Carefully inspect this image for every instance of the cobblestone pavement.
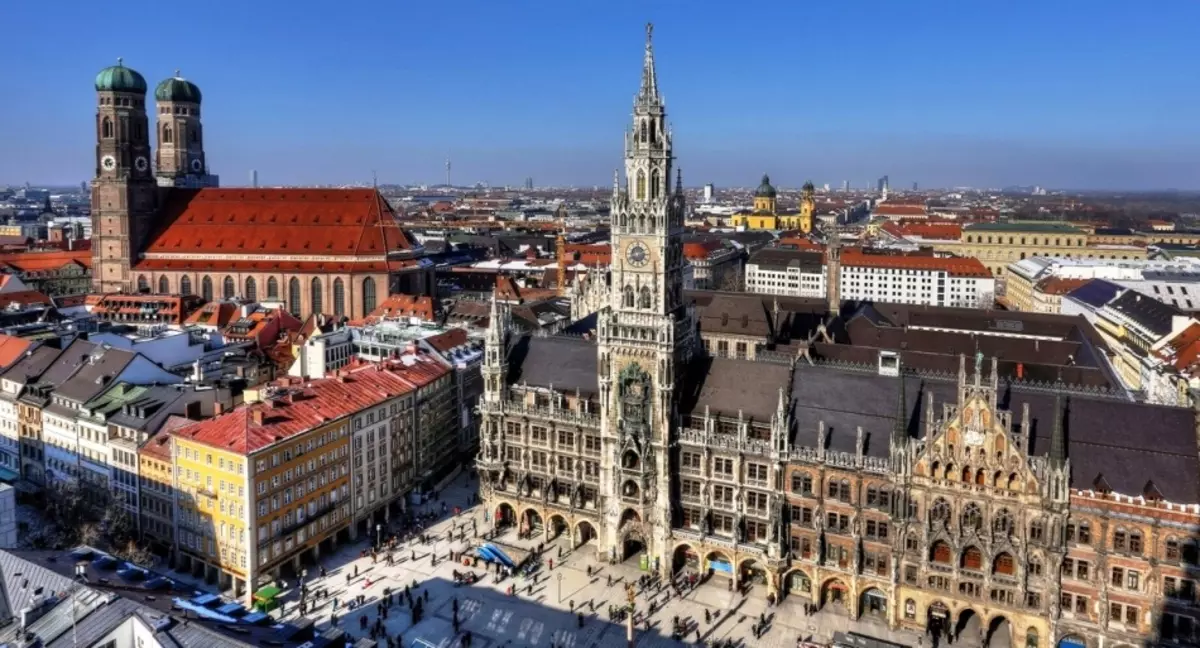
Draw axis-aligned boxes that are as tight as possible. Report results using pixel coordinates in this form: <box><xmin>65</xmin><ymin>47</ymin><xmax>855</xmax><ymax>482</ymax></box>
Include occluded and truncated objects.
<box><xmin>180</xmin><ymin>472</ymin><xmax>926</xmax><ymax>648</ymax></box>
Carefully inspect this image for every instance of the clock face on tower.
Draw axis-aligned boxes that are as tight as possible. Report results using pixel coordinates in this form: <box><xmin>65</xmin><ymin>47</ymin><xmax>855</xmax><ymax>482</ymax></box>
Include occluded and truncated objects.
<box><xmin>101</xmin><ymin>155</ymin><xmax>116</xmax><ymax>171</ymax></box>
<box><xmin>626</xmin><ymin>241</ymin><xmax>649</xmax><ymax>267</ymax></box>
<box><xmin>134</xmin><ymin>156</ymin><xmax>148</xmax><ymax>172</ymax></box>
<box><xmin>190</xmin><ymin>159</ymin><xmax>203</xmax><ymax>173</ymax></box>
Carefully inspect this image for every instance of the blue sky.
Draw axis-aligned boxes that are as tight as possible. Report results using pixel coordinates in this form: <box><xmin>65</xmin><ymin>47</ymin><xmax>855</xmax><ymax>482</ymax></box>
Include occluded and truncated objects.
<box><xmin>2</xmin><ymin>0</ymin><xmax>1197</xmax><ymax>190</ymax></box>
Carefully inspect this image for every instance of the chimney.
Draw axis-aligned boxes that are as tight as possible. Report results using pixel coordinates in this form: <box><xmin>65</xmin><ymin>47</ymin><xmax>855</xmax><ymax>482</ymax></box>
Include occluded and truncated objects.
<box><xmin>213</xmin><ymin>402</ymin><xmax>224</xmax><ymax>416</ymax></box>
<box><xmin>251</xmin><ymin>410</ymin><xmax>264</xmax><ymax>426</ymax></box>
<box><xmin>184</xmin><ymin>400</ymin><xmax>202</xmax><ymax>420</ymax></box>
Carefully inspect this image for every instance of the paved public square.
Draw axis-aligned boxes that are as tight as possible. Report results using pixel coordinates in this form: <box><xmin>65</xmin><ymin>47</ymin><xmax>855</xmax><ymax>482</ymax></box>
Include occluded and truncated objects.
<box><xmin>181</xmin><ymin>470</ymin><xmax>926</xmax><ymax>648</ymax></box>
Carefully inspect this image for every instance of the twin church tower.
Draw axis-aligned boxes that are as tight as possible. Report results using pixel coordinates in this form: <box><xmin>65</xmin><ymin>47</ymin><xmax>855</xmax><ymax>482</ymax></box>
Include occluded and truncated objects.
<box><xmin>90</xmin><ymin>60</ymin><xmax>217</xmax><ymax>292</ymax></box>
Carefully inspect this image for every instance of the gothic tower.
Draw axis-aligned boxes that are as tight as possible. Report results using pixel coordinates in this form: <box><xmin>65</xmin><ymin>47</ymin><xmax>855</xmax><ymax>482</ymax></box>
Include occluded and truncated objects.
<box><xmin>597</xmin><ymin>23</ymin><xmax>691</xmax><ymax>567</ymax></box>
<box><xmin>91</xmin><ymin>59</ymin><xmax>158</xmax><ymax>293</ymax></box>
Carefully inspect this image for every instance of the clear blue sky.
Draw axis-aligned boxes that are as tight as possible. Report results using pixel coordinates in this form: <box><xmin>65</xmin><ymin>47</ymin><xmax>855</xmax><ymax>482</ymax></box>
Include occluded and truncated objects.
<box><xmin>2</xmin><ymin>0</ymin><xmax>1197</xmax><ymax>190</ymax></box>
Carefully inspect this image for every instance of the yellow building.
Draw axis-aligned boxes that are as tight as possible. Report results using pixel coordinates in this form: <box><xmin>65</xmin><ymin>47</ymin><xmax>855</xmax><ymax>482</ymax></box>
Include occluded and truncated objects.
<box><xmin>926</xmin><ymin>222</ymin><xmax>1147</xmax><ymax>284</ymax></box>
<box><xmin>138</xmin><ymin>431</ymin><xmax>176</xmax><ymax>552</ymax></box>
<box><xmin>729</xmin><ymin>175</ymin><xmax>813</xmax><ymax>232</ymax></box>
<box><xmin>170</xmin><ymin>369</ymin><xmax>423</xmax><ymax>603</ymax></box>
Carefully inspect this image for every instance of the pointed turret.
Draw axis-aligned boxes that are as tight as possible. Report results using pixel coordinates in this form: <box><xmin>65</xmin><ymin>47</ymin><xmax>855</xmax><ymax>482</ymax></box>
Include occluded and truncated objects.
<box><xmin>675</xmin><ymin>167</ymin><xmax>683</xmax><ymax>196</ymax></box>
<box><xmin>638</xmin><ymin>23</ymin><xmax>659</xmax><ymax>105</ymax></box>
<box><xmin>1050</xmin><ymin>390</ymin><xmax>1066</xmax><ymax>464</ymax></box>
<box><xmin>892</xmin><ymin>367</ymin><xmax>908</xmax><ymax>445</ymax></box>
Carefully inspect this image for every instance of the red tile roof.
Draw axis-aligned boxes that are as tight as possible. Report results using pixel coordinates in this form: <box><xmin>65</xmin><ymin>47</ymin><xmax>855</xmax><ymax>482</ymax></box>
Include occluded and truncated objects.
<box><xmin>0</xmin><ymin>334</ymin><xmax>34</xmax><ymax>369</ymax></box>
<box><xmin>354</xmin><ymin>293</ymin><xmax>436</xmax><ymax>325</ymax></box>
<box><xmin>88</xmin><ymin>293</ymin><xmax>202</xmax><ymax>325</ymax></box>
<box><xmin>842</xmin><ymin>250</ymin><xmax>992</xmax><ymax>278</ymax></box>
<box><xmin>424</xmin><ymin>328</ymin><xmax>468</xmax><ymax>353</ymax></box>
<box><xmin>683</xmin><ymin>241</ymin><xmax>721</xmax><ymax>260</ymax></box>
<box><xmin>0</xmin><ymin>247</ymin><xmax>92</xmax><ymax>271</ymax></box>
<box><xmin>137</xmin><ymin>188</ymin><xmax>419</xmax><ymax>270</ymax></box>
<box><xmin>875</xmin><ymin>204</ymin><xmax>927</xmax><ymax>217</ymax></box>
<box><xmin>185</xmin><ymin>302</ymin><xmax>241</xmax><ymax>328</ymax></box>
<box><xmin>882</xmin><ymin>221</ymin><xmax>963</xmax><ymax>241</ymax></box>
<box><xmin>1035</xmin><ymin>277</ymin><xmax>1091</xmax><ymax>296</ymax></box>
<box><xmin>174</xmin><ymin>370</ymin><xmax>407</xmax><ymax>454</ymax></box>
<box><xmin>0</xmin><ymin>290</ymin><xmax>54</xmax><ymax>308</ymax></box>
<box><xmin>1156</xmin><ymin>322</ymin><xmax>1200</xmax><ymax>373</ymax></box>
<box><xmin>139</xmin><ymin>426</ymin><xmax>177</xmax><ymax>461</ymax></box>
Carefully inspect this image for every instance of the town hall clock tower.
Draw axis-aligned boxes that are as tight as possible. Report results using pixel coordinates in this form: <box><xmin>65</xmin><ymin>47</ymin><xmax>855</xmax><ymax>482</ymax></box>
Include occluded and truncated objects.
<box><xmin>597</xmin><ymin>24</ymin><xmax>693</xmax><ymax>568</ymax></box>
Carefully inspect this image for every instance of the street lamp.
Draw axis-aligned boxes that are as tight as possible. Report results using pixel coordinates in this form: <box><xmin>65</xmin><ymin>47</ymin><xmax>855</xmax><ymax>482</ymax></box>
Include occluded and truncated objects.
<box><xmin>625</xmin><ymin>583</ymin><xmax>636</xmax><ymax>648</ymax></box>
<box><xmin>557</xmin><ymin>572</ymin><xmax>563</xmax><ymax>604</ymax></box>
<box><xmin>376</xmin><ymin>523</ymin><xmax>383</xmax><ymax>548</ymax></box>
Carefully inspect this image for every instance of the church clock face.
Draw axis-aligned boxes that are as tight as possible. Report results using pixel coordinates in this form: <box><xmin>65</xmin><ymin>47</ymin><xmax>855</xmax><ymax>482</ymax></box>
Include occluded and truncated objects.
<box><xmin>101</xmin><ymin>155</ymin><xmax>116</xmax><ymax>171</ymax></box>
<box><xmin>626</xmin><ymin>241</ymin><xmax>649</xmax><ymax>267</ymax></box>
<box><xmin>134</xmin><ymin>156</ymin><xmax>148</xmax><ymax>172</ymax></box>
<box><xmin>190</xmin><ymin>159</ymin><xmax>203</xmax><ymax>173</ymax></box>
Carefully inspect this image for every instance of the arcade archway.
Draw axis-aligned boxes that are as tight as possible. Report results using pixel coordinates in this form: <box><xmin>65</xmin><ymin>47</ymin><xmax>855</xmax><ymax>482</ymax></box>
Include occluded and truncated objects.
<box><xmin>673</xmin><ymin>544</ymin><xmax>699</xmax><ymax>574</ymax></box>
<box><xmin>782</xmin><ymin>569</ymin><xmax>812</xmax><ymax>599</ymax></box>
<box><xmin>495</xmin><ymin>502</ymin><xmax>516</xmax><ymax>529</ymax></box>
<box><xmin>986</xmin><ymin>616</ymin><xmax>1013</xmax><ymax>648</ymax></box>
<box><xmin>739</xmin><ymin>559</ymin><xmax>768</xmax><ymax>587</ymax></box>
<box><xmin>820</xmin><ymin>578</ymin><xmax>849</xmax><ymax>613</ymax></box>
<box><xmin>521</xmin><ymin>508</ymin><xmax>543</xmax><ymax>536</ymax></box>
<box><xmin>926</xmin><ymin>601</ymin><xmax>950</xmax><ymax>639</ymax></box>
<box><xmin>574</xmin><ymin>520</ymin><xmax>597</xmax><ymax>547</ymax></box>
<box><xmin>956</xmin><ymin>609</ymin><xmax>983</xmax><ymax>644</ymax></box>
<box><xmin>859</xmin><ymin>588</ymin><xmax>887</xmax><ymax>620</ymax></box>
<box><xmin>705</xmin><ymin>550</ymin><xmax>733</xmax><ymax>579</ymax></box>
<box><xmin>547</xmin><ymin>514</ymin><xmax>568</xmax><ymax>540</ymax></box>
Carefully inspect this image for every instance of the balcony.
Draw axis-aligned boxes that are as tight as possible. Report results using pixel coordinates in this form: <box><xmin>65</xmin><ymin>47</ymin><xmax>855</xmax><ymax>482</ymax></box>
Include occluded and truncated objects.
<box><xmin>481</xmin><ymin>400</ymin><xmax>601</xmax><ymax>428</ymax></box>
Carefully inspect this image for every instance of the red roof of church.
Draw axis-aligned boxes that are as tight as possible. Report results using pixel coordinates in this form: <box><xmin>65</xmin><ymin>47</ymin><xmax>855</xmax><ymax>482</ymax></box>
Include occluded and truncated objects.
<box><xmin>136</xmin><ymin>189</ymin><xmax>420</xmax><ymax>271</ymax></box>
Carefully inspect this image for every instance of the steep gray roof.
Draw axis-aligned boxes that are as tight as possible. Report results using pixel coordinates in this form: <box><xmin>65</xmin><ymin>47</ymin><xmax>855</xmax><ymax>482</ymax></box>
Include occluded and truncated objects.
<box><xmin>506</xmin><ymin>335</ymin><xmax>598</xmax><ymax>395</ymax></box>
<box><xmin>682</xmin><ymin>356</ymin><xmax>790</xmax><ymax>423</ymax></box>
<box><xmin>788</xmin><ymin>363</ymin><xmax>1200</xmax><ymax>502</ymax></box>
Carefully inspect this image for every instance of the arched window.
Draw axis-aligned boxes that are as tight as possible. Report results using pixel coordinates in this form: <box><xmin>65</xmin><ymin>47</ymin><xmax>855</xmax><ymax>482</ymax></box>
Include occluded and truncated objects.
<box><xmin>222</xmin><ymin>276</ymin><xmax>235</xmax><ymax>300</ymax></box>
<box><xmin>961</xmin><ymin>546</ymin><xmax>983</xmax><ymax>570</ymax></box>
<box><xmin>136</xmin><ymin>275</ymin><xmax>148</xmax><ymax>292</ymax></box>
<box><xmin>162</xmin><ymin>125</ymin><xmax>172</xmax><ymax>144</ymax></box>
<box><xmin>190</xmin><ymin>127</ymin><xmax>198</xmax><ymax>143</ymax></box>
<box><xmin>201</xmin><ymin>276</ymin><xmax>213</xmax><ymax>301</ymax></box>
<box><xmin>961</xmin><ymin>503</ymin><xmax>983</xmax><ymax>532</ymax></box>
<box><xmin>333</xmin><ymin>278</ymin><xmax>345</xmax><ymax>317</ymax></box>
<box><xmin>993</xmin><ymin>509</ymin><xmax>1014</xmax><ymax>537</ymax></box>
<box><xmin>638</xmin><ymin>286</ymin><xmax>651</xmax><ymax>309</ymax></box>
<box><xmin>623</xmin><ymin>286</ymin><xmax>635</xmax><ymax>308</ymax></box>
<box><xmin>101</xmin><ymin>118</ymin><xmax>113</xmax><ymax>139</ymax></box>
<box><xmin>640</xmin><ymin>121</ymin><xmax>647</xmax><ymax>142</ymax></box>
<box><xmin>1029</xmin><ymin>519</ymin><xmax>1045</xmax><ymax>542</ymax></box>
<box><xmin>650</xmin><ymin>170</ymin><xmax>661</xmax><ymax>200</ymax></box>
<box><xmin>362</xmin><ymin>277</ymin><xmax>377</xmax><ymax>316</ymax></box>
<box><xmin>993</xmin><ymin>552</ymin><xmax>1015</xmax><ymax>575</ymax></box>
<box><xmin>158</xmin><ymin>276</ymin><xmax>169</xmax><ymax>293</ymax></box>
<box><xmin>930</xmin><ymin>498</ymin><xmax>950</xmax><ymax>525</ymax></box>
<box><xmin>961</xmin><ymin>466</ymin><xmax>972</xmax><ymax>482</ymax></box>
<box><xmin>245</xmin><ymin>277</ymin><xmax>257</xmax><ymax>301</ymax></box>
<box><xmin>288</xmin><ymin>278</ymin><xmax>301</xmax><ymax>315</ymax></box>
<box><xmin>180</xmin><ymin>275</ymin><xmax>192</xmax><ymax>295</ymax></box>
<box><xmin>311</xmin><ymin>277</ymin><xmax>323</xmax><ymax>315</ymax></box>
<box><xmin>267</xmin><ymin>277</ymin><xmax>279</xmax><ymax>300</ymax></box>
<box><xmin>930</xmin><ymin>541</ymin><xmax>952</xmax><ymax>564</ymax></box>
<box><xmin>636</xmin><ymin>171</ymin><xmax>646</xmax><ymax>201</ymax></box>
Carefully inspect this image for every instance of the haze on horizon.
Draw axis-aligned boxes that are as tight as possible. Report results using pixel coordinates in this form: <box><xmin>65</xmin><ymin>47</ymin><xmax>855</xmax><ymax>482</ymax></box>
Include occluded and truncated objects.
<box><xmin>2</xmin><ymin>0</ymin><xmax>1197</xmax><ymax>191</ymax></box>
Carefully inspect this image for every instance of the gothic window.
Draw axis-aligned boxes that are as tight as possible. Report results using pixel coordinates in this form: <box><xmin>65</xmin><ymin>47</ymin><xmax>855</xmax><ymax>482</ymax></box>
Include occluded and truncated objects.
<box><xmin>930</xmin><ymin>498</ymin><xmax>950</xmax><ymax>526</ymax></box>
<box><xmin>201</xmin><ymin>276</ymin><xmax>213</xmax><ymax>301</ymax></box>
<box><xmin>101</xmin><ymin>118</ymin><xmax>113</xmax><ymax>139</ymax></box>
<box><xmin>1028</xmin><ymin>557</ymin><xmax>1043</xmax><ymax>576</ymax></box>
<box><xmin>180</xmin><ymin>275</ymin><xmax>192</xmax><ymax>295</ymax></box>
<box><xmin>640</xmin><ymin>120</ymin><xmax>647</xmax><ymax>143</ymax></box>
<box><xmin>362</xmin><ymin>277</ymin><xmax>377</xmax><ymax>316</ymax></box>
<box><xmin>993</xmin><ymin>509</ymin><xmax>1014</xmax><ymax>537</ymax></box>
<box><xmin>222</xmin><ymin>276</ymin><xmax>235</xmax><ymax>300</ymax></box>
<box><xmin>961</xmin><ymin>546</ymin><xmax>983</xmax><ymax>570</ymax></box>
<box><xmin>190</xmin><ymin>127</ymin><xmax>198</xmax><ymax>143</ymax></box>
<box><xmin>636</xmin><ymin>171</ymin><xmax>646</xmax><ymax>201</ymax></box>
<box><xmin>311</xmin><ymin>277</ymin><xmax>323</xmax><ymax>314</ymax></box>
<box><xmin>650</xmin><ymin>169</ymin><xmax>661</xmax><ymax>200</ymax></box>
<box><xmin>267</xmin><ymin>277</ymin><xmax>279</xmax><ymax>299</ymax></box>
<box><xmin>288</xmin><ymin>278</ymin><xmax>301</xmax><ymax>314</ymax></box>
<box><xmin>1025</xmin><ymin>628</ymin><xmax>1038</xmax><ymax>648</ymax></box>
<box><xmin>333</xmin><ymin>278</ymin><xmax>345</xmax><ymax>317</ymax></box>
<box><xmin>930</xmin><ymin>541</ymin><xmax>952</xmax><ymax>564</ymax></box>
<box><xmin>961</xmin><ymin>503</ymin><xmax>983</xmax><ymax>532</ymax></box>
<box><xmin>994</xmin><ymin>552</ymin><xmax>1015</xmax><ymax>575</ymax></box>
<box><xmin>245</xmin><ymin>277</ymin><xmax>257</xmax><ymax>301</ymax></box>
<box><xmin>1128</xmin><ymin>532</ymin><xmax>1143</xmax><ymax>555</ymax></box>
<box><xmin>163</xmin><ymin>125</ymin><xmax>173</xmax><ymax>144</ymax></box>
<box><xmin>1029</xmin><ymin>519</ymin><xmax>1045</xmax><ymax>543</ymax></box>
<box><xmin>623</xmin><ymin>285</ymin><xmax>635</xmax><ymax>308</ymax></box>
<box><xmin>638</xmin><ymin>286</ymin><xmax>651</xmax><ymax>309</ymax></box>
<box><xmin>136</xmin><ymin>275</ymin><xmax>148</xmax><ymax>292</ymax></box>
<box><xmin>158</xmin><ymin>276</ymin><xmax>169</xmax><ymax>293</ymax></box>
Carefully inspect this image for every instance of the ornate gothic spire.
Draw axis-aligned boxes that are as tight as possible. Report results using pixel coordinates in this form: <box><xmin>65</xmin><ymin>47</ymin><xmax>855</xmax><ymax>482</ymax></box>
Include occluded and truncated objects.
<box><xmin>1050</xmin><ymin>390</ymin><xmax>1066</xmax><ymax>464</ymax></box>
<box><xmin>892</xmin><ymin>365</ymin><xmax>907</xmax><ymax>444</ymax></box>
<box><xmin>638</xmin><ymin>23</ymin><xmax>660</xmax><ymax>105</ymax></box>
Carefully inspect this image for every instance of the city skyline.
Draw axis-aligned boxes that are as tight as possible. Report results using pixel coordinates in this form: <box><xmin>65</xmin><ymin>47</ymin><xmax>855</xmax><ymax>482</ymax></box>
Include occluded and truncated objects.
<box><xmin>2</xmin><ymin>0</ymin><xmax>1198</xmax><ymax>190</ymax></box>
